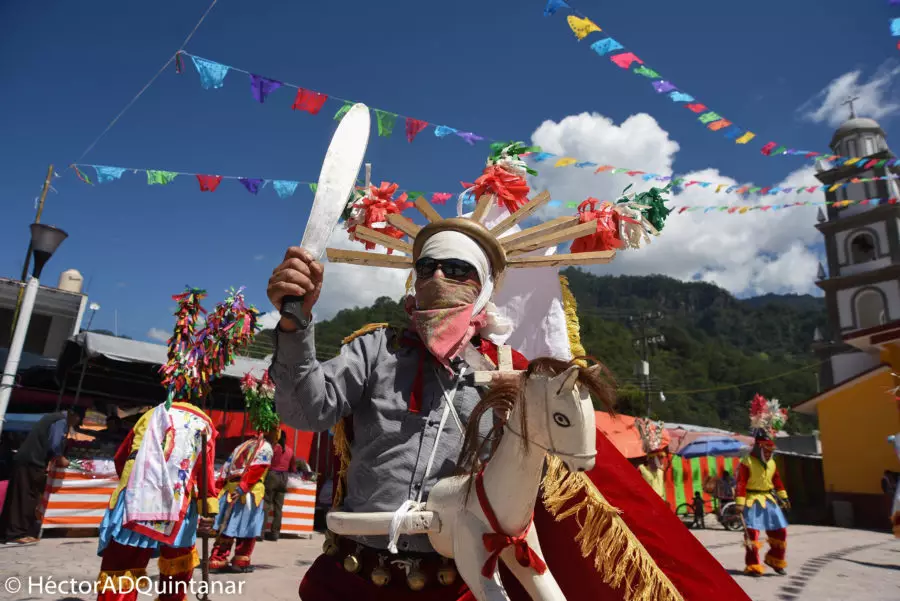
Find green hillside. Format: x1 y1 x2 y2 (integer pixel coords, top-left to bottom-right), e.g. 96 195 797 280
247 269 826 433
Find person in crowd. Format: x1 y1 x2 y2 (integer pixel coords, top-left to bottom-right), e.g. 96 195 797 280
210 427 277 572
691 491 706 529
736 394 790 577
0 406 85 545
716 470 736 508
264 430 296 541
635 418 668 499
93 401 218 601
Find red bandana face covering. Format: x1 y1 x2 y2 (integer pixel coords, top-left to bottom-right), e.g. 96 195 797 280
409 276 486 366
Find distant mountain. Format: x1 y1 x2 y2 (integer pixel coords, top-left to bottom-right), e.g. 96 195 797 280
245 269 825 433
741 293 825 313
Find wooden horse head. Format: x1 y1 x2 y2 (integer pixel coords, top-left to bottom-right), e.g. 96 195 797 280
459 356 616 479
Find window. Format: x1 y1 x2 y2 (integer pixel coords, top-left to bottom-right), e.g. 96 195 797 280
855 289 888 329
849 232 877 263
863 137 875 156
847 139 858 157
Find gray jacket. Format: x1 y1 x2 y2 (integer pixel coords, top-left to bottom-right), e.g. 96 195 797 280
269 323 491 552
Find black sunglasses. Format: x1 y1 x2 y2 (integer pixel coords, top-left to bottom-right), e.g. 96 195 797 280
415 257 476 280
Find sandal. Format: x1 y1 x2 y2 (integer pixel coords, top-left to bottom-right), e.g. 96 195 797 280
9 537 38 546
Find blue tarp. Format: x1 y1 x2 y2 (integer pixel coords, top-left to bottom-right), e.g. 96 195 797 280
676 435 749 458
3 413 45 432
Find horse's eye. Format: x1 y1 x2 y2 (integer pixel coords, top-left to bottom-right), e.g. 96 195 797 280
553 412 571 428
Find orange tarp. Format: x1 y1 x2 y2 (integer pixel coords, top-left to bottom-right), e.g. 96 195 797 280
594 411 671 459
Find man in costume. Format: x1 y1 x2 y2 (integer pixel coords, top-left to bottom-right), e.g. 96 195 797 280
269 143 751 601
209 372 279 572
635 417 667 500
94 288 260 601
735 394 790 577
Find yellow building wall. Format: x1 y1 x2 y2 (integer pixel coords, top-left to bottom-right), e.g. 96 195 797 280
817 368 900 495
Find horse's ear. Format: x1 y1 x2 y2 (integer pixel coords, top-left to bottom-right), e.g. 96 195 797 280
553 364 581 396
585 363 604 379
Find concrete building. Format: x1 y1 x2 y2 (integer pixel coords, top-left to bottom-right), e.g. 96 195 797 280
794 105 900 529
0 273 88 362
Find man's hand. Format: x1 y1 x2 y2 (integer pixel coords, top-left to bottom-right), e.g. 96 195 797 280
56 457 70 468
267 247 324 331
197 517 215 536
735 503 744 512
781 498 791 510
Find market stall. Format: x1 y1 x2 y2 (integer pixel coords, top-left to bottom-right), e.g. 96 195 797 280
34 331 319 536
40 459 316 538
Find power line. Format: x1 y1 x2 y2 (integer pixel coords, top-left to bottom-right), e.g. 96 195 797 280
73 0 220 163
653 360 823 395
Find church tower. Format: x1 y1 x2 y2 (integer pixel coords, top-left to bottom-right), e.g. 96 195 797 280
812 99 900 388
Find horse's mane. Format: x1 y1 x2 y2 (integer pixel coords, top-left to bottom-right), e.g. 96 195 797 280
456 356 617 489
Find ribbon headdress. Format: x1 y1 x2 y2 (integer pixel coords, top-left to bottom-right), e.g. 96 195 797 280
159 287 261 408
635 417 667 455
327 141 672 279
241 371 280 433
748 393 789 444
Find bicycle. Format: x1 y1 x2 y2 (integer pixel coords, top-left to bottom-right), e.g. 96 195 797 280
675 498 743 531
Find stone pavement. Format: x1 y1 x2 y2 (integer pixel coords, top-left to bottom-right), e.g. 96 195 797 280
0 525 897 600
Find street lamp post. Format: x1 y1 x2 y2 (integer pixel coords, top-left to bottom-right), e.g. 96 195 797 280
0 223 68 436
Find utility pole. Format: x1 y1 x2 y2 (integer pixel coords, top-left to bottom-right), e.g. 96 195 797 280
629 311 665 416
9 165 54 345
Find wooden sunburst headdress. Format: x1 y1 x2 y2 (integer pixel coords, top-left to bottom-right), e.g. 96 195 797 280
324 141 672 276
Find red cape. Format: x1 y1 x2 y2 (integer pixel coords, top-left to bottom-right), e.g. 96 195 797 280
495 427 751 601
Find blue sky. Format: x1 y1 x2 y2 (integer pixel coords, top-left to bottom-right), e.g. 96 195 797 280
1 0 897 342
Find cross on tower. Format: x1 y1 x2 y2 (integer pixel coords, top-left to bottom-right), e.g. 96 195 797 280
842 95 860 119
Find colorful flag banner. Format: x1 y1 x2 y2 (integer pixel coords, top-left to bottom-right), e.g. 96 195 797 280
273 180 299 198
183 52 488 148
566 15 601 40
71 163 896 218
93 166 127 183
191 56 229 90
543 1 875 162
147 170 177 185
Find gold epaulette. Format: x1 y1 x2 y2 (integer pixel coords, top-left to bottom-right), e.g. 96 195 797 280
341 323 390 345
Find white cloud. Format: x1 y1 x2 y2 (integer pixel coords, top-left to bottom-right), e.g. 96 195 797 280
799 61 900 127
528 112 824 297
258 226 410 327
253 254 265 261
147 327 169 343
531 112 679 216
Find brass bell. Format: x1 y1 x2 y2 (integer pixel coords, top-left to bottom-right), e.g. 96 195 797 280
371 557 391 587
437 559 457 586
322 532 339 556
407 566 427 591
343 553 361 573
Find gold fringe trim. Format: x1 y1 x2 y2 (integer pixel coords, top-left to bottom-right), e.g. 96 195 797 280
766 537 786 550
764 556 787 569
342 323 390 345
332 417 352 508
158 548 200 575
542 456 683 601
96 568 148 592
559 275 587 367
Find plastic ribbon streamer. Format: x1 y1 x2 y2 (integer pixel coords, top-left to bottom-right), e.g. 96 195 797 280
544 0 887 164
